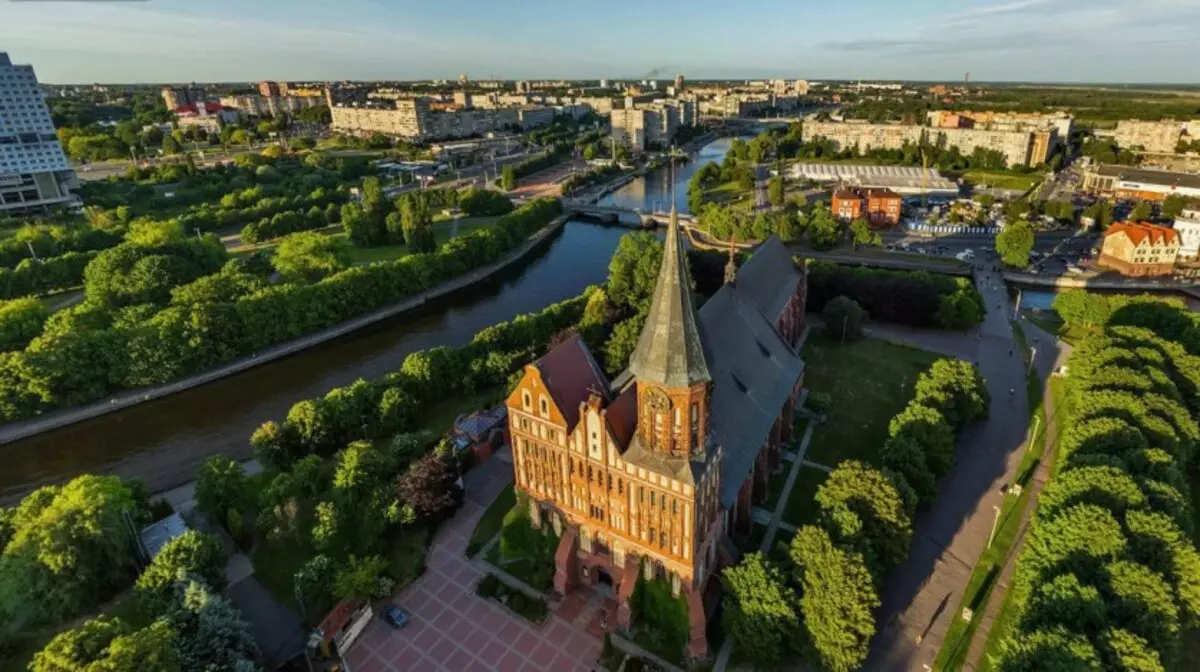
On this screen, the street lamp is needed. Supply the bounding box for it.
[987,504,1002,548]
[1028,346,1037,376]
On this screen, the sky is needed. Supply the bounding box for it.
[2,0,1199,84]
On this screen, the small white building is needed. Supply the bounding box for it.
[1173,209,1200,261]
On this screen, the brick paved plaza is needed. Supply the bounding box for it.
[344,452,608,671]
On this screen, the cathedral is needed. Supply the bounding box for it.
[505,205,807,659]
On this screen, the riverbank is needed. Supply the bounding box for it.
[0,214,572,447]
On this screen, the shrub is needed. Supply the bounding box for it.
[805,261,984,330]
[822,296,866,342]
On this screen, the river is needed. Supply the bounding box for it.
[0,139,737,503]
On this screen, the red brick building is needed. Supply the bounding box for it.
[506,209,807,661]
[832,186,903,228]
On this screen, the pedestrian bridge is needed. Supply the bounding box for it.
[564,201,696,228]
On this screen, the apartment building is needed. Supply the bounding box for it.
[174,102,239,133]
[161,85,205,110]
[803,120,1050,167]
[832,187,903,227]
[698,93,799,118]
[1114,120,1186,154]
[0,52,79,216]
[218,94,321,118]
[927,110,1073,139]
[1098,221,1180,276]
[610,99,697,152]
[1174,209,1200,261]
[330,98,554,141]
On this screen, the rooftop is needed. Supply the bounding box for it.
[1094,165,1200,191]
[1106,221,1180,246]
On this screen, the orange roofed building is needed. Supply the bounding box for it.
[1098,221,1180,277]
[505,208,807,660]
[832,186,903,228]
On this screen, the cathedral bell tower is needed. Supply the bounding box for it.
[627,198,712,459]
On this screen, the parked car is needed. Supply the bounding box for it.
[381,605,410,629]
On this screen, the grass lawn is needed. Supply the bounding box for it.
[1020,310,1097,347]
[703,181,753,206]
[974,377,1071,672]
[249,538,309,614]
[467,485,516,557]
[961,171,1042,192]
[418,385,504,437]
[933,376,1060,671]
[780,465,830,528]
[800,333,940,467]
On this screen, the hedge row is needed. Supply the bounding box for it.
[249,287,593,469]
[0,198,565,423]
[458,189,514,218]
[239,202,342,245]
[994,322,1200,671]
[511,149,567,180]
[806,261,985,330]
[176,186,348,234]
[0,250,99,300]
[560,165,622,195]
[0,225,121,270]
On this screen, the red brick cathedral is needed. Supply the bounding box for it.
[506,206,807,659]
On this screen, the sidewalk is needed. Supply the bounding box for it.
[960,321,1070,671]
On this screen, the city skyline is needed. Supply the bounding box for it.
[2,0,1198,84]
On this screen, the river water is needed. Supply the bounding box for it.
[0,139,736,503]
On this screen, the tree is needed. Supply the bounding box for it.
[1161,195,1190,220]
[996,220,1035,267]
[1130,202,1154,222]
[272,231,351,284]
[582,144,598,161]
[881,435,937,508]
[823,295,866,343]
[162,134,182,155]
[995,626,1103,671]
[767,176,785,208]
[194,456,248,522]
[166,579,259,672]
[814,461,913,577]
[399,194,436,254]
[603,314,645,374]
[0,297,50,351]
[500,165,517,190]
[789,526,879,672]
[334,554,389,601]
[396,451,463,523]
[807,205,843,251]
[889,404,956,478]
[136,531,226,603]
[0,476,139,625]
[606,232,663,315]
[31,616,179,672]
[912,359,989,429]
[721,552,802,664]
[849,219,882,249]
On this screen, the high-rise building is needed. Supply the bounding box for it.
[506,210,808,661]
[162,86,205,110]
[258,80,281,98]
[600,79,609,89]
[0,53,79,216]
[674,74,685,91]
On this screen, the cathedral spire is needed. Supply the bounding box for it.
[628,160,711,389]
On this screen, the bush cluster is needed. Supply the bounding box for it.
[0,199,564,424]
[994,318,1200,671]
[806,261,985,330]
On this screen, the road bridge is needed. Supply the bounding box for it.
[564,201,697,228]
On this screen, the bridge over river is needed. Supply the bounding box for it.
[563,200,697,228]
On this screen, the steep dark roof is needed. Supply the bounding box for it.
[606,384,638,448]
[699,283,805,508]
[535,334,609,431]
[733,237,802,323]
[628,206,711,389]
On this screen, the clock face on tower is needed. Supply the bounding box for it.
[646,387,670,412]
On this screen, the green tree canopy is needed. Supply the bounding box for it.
[823,295,866,342]
[721,552,802,664]
[996,220,1035,267]
[271,231,352,284]
[789,526,879,672]
[815,460,913,578]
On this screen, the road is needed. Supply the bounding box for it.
[863,266,1061,671]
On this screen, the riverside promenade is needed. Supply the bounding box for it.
[0,214,572,446]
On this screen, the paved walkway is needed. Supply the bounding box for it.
[346,449,605,672]
[960,320,1071,671]
[862,266,1063,671]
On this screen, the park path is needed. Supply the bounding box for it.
[959,320,1072,671]
[862,266,1061,671]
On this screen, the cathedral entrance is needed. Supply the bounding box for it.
[596,568,614,587]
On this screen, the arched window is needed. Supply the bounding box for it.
[522,390,532,411]
[539,395,549,417]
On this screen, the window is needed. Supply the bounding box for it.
[673,407,681,436]
[618,479,623,495]
[660,531,667,548]
[540,396,548,415]
[650,491,656,507]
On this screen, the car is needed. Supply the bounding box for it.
[381,605,409,629]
